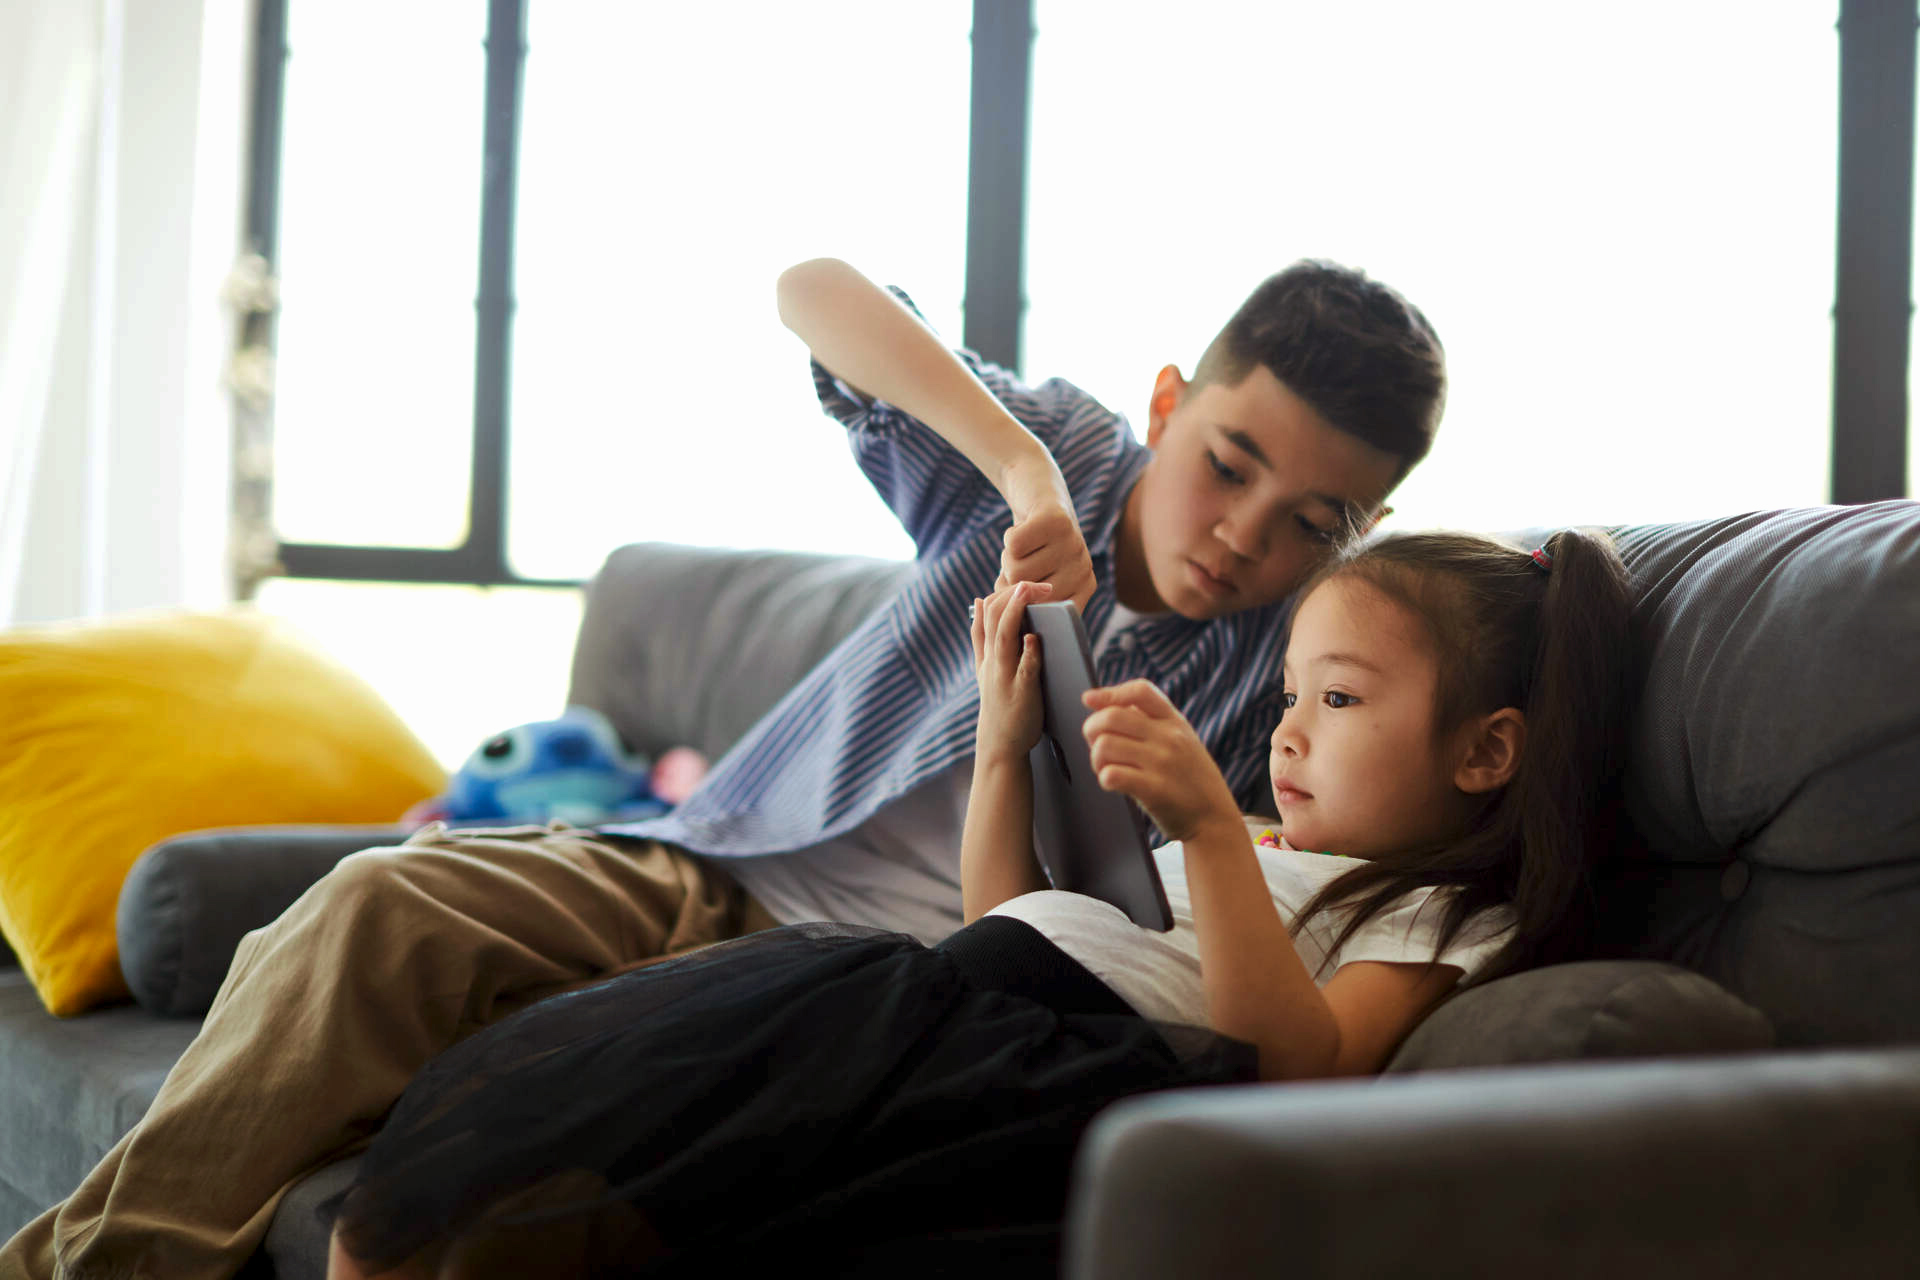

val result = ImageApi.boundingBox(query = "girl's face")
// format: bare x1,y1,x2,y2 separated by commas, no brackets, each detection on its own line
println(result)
1271,575,1482,858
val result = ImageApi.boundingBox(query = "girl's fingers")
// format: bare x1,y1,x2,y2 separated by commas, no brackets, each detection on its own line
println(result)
1082,678,1173,715
974,582,1049,677
1086,734,1139,780
1091,760,1153,798
1016,632,1041,683
996,584,1027,658
1081,703,1152,745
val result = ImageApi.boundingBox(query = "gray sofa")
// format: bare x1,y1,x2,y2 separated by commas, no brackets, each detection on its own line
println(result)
3,500,1916,1277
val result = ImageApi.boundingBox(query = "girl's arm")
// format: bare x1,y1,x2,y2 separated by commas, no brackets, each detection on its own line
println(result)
962,582,1053,921
1180,817,1460,1078
1083,680,1459,1080
776,257,1093,609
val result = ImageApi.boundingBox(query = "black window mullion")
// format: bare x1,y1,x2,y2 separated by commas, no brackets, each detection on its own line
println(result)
1832,0,1917,503
245,0,286,264
471,0,527,579
963,0,1033,372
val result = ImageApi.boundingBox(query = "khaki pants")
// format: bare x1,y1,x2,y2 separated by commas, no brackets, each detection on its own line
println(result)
0,824,776,1280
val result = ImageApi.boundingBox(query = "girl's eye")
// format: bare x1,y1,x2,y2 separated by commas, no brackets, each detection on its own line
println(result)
1206,450,1243,485
1324,691,1358,709
1280,691,1297,710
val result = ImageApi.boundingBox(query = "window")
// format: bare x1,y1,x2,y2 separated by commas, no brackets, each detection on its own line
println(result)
256,1,970,763
272,2,485,551
505,1,969,579
247,0,1908,765
1025,0,1841,532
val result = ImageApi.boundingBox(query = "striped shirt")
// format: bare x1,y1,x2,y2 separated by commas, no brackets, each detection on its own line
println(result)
602,305,1291,860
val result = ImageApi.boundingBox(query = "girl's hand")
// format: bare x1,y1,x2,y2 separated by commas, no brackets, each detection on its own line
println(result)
971,581,1051,762
1082,678,1243,844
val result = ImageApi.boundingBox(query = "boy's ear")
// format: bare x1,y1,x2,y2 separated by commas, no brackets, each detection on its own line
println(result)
1453,707,1524,795
1144,364,1188,449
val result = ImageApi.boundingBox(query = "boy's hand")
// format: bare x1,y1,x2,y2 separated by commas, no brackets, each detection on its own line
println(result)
1082,679,1243,844
971,581,1051,762
997,496,1095,615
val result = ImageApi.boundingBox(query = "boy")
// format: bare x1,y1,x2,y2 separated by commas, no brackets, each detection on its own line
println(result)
2,257,1443,1280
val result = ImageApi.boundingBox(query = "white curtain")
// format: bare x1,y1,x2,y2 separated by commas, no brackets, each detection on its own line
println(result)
0,0,250,629
0,2,104,626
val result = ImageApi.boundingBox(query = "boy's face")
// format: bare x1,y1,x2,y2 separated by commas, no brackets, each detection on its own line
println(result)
1113,365,1402,619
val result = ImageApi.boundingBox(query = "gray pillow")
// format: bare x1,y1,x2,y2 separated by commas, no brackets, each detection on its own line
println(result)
1385,960,1774,1072
117,826,407,1016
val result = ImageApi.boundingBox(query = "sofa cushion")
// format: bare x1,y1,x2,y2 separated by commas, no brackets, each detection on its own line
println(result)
568,542,912,762
0,609,446,1016
1614,500,1920,870
264,1155,361,1280
1604,501,1920,1045
1383,960,1774,1073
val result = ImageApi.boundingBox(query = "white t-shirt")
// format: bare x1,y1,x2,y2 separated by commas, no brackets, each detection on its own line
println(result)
722,763,972,945
987,817,1514,1025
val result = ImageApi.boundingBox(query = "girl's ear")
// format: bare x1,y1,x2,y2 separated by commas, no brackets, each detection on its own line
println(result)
1453,707,1525,795
1144,364,1188,449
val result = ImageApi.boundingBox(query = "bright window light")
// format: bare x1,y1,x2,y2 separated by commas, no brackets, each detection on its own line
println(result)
272,1,485,549
505,1,969,579
1026,1,1841,533
252,577,584,771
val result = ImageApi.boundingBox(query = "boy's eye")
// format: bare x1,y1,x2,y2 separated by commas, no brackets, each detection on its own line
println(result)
1206,450,1244,485
1324,691,1358,709
1296,514,1338,545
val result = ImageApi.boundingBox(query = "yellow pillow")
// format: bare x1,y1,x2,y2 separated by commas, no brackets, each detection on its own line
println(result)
0,608,446,1015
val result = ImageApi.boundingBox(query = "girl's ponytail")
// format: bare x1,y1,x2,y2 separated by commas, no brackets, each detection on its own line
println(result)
1505,528,1635,968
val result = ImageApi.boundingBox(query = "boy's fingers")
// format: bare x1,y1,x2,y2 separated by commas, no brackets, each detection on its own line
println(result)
1004,509,1077,557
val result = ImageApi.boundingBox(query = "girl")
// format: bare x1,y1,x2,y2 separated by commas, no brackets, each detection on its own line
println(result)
325,528,1633,1279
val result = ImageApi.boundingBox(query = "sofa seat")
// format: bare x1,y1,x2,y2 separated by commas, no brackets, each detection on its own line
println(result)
0,967,195,1232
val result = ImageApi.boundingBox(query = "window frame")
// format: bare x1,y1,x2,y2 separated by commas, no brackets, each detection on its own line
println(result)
242,0,1910,592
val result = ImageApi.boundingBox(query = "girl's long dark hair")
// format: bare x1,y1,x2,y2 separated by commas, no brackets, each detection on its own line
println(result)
1287,528,1634,985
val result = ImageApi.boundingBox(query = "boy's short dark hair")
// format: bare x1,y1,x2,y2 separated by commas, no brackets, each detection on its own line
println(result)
1190,260,1446,483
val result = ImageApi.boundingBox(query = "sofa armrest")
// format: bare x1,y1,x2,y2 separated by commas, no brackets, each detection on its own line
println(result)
1066,1048,1920,1279
567,542,910,762
117,825,408,1016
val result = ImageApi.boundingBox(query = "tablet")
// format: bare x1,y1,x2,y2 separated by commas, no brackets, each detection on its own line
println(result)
1022,602,1174,931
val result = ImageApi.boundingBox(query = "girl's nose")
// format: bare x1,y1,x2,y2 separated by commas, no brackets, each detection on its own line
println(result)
1271,715,1305,758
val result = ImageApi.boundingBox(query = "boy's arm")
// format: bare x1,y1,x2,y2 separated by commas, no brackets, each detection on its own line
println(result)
963,583,1052,920
777,257,1093,610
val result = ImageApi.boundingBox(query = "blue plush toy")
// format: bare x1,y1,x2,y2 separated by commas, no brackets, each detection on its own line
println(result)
407,706,671,828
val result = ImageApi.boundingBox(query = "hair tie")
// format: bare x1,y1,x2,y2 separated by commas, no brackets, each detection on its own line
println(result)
1529,546,1554,573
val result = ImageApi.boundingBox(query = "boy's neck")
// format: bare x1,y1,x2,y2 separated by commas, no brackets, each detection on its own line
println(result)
1110,486,1165,614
